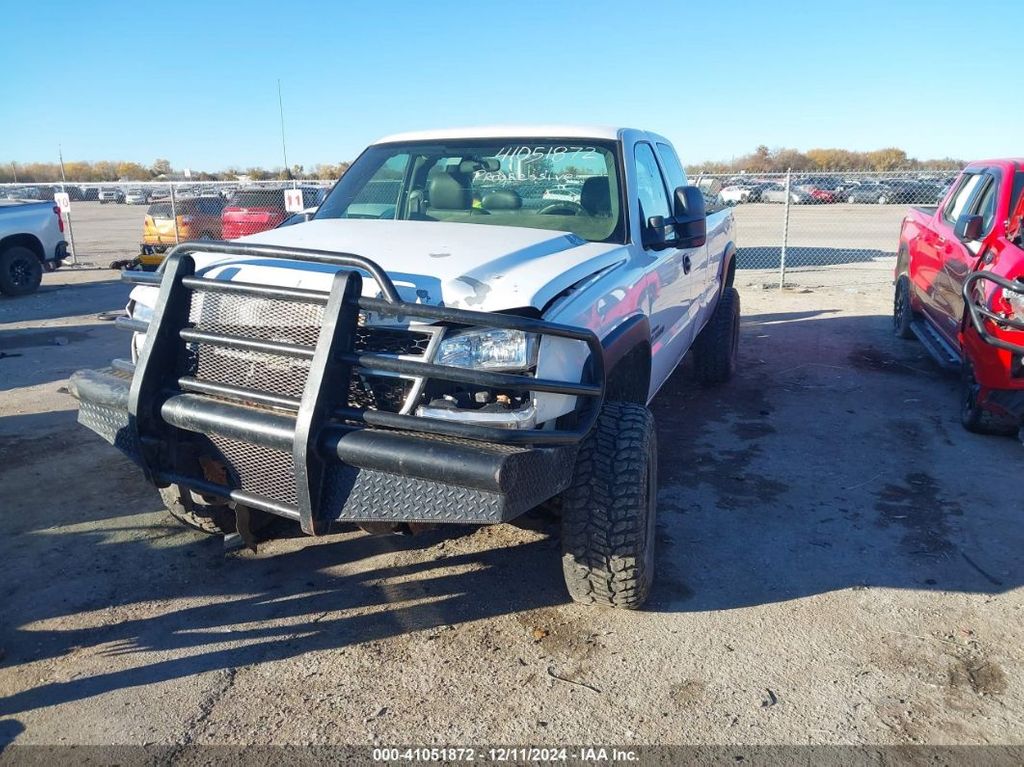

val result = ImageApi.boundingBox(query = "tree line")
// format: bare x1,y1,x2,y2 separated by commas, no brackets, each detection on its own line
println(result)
685,145,963,174
0,159,352,184
3,146,963,184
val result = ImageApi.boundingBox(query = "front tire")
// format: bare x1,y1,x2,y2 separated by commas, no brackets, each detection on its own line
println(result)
960,362,1018,436
694,287,740,386
0,246,43,296
560,402,657,609
159,484,236,534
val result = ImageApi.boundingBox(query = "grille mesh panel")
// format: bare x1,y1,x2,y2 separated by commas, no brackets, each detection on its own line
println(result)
209,435,297,504
193,346,312,399
189,291,324,346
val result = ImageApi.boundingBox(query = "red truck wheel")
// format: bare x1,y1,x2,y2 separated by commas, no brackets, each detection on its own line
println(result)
893,275,916,339
960,362,1018,436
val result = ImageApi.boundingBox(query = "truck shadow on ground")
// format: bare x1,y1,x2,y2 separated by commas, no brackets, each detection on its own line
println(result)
1,308,1022,717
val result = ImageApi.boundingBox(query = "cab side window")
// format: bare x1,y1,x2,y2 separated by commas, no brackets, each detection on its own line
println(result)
943,174,983,225
970,178,998,235
634,143,671,230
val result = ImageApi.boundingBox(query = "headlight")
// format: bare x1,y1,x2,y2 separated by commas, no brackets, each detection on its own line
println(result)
1005,289,1024,321
129,300,154,324
435,328,538,371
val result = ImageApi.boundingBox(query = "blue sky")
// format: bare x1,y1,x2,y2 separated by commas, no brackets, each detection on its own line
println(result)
2,0,1019,170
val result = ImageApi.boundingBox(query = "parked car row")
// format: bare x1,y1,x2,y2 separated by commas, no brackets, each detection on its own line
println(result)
710,174,956,206
138,186,328,267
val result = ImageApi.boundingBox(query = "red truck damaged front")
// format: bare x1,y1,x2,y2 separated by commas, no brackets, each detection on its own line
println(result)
896,159,1024,434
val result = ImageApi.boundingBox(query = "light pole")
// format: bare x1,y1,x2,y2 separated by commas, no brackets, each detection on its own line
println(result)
278,79,289,176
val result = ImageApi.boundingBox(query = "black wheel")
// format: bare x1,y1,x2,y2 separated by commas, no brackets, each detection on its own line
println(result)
893,274,916,339
559,401,657,609
0,246,43,296
159,484,236,534
694,287,740,386
960,362,1018,436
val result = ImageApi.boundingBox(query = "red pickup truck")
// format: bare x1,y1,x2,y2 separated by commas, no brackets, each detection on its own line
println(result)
895,158,1024,435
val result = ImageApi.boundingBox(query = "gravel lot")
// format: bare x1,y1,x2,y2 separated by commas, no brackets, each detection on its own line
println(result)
1,260,1021,750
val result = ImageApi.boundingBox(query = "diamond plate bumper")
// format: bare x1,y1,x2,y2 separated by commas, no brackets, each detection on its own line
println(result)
70,368,577,526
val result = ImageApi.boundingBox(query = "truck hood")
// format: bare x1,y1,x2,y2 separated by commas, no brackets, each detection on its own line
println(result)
175,219,624,312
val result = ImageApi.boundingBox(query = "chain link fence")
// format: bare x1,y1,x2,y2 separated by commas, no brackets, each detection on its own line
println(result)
0,180,333,267
689,170,959,288
1,170,959,287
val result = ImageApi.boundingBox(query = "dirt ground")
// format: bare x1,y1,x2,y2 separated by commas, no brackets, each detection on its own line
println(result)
0,265,1022,750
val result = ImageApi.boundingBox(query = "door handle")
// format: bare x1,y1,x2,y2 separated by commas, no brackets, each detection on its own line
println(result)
682,255,692,274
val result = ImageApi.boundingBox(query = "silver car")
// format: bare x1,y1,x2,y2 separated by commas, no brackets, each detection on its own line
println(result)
760,182,811,204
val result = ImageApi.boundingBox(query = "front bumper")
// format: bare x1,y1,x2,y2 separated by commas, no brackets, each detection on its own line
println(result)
71,242,604,534
70,368,577,526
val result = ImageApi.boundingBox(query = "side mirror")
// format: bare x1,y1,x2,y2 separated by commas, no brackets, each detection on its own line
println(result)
954,213,983,241
642,214,674,250
673,186,707,248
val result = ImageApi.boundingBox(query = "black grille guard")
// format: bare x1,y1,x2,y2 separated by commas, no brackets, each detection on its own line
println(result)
104,241,605,533
963,271,1024,357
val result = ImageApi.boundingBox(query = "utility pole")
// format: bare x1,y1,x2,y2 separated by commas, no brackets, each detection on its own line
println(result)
278,79,289,175
10,162,16,183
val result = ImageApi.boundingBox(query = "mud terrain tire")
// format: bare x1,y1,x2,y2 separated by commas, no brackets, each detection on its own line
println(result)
560,401,657,609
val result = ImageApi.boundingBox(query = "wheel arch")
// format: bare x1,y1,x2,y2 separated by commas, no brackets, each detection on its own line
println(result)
896,242,911,276
600,314,652,404
0,233,45,262
720,241,737,295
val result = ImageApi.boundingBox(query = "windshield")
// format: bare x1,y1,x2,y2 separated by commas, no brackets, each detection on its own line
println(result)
315,139,625,244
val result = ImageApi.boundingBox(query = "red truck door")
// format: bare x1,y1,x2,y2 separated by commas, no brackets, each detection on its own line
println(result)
936,172,1000,339
926,173,987,343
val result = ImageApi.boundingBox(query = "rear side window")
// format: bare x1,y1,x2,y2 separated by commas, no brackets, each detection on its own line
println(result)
1010,171,1024,218
655,143,687,191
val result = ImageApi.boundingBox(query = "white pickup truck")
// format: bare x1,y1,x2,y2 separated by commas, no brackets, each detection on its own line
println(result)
0,199,69,295
71,126,739,609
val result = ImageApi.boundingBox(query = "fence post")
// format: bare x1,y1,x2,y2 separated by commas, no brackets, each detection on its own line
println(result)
779,168,792,289
170,183,180,245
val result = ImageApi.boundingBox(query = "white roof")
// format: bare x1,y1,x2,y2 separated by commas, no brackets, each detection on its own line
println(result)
374,125,625,144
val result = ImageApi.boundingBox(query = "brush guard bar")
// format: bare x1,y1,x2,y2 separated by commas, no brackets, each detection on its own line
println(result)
72,242,605,534
964,271,1024,357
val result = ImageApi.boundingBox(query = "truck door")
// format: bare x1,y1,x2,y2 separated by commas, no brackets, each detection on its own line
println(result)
633,142,700,393
655,142,714,316
925,173,986,342
939,172,998,329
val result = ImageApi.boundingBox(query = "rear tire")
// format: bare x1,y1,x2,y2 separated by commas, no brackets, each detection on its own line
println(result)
0,246,43,296
893,274,916,339
560,402,657,609
159,484,236,534
960,362,1018,436
694,287,740,386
